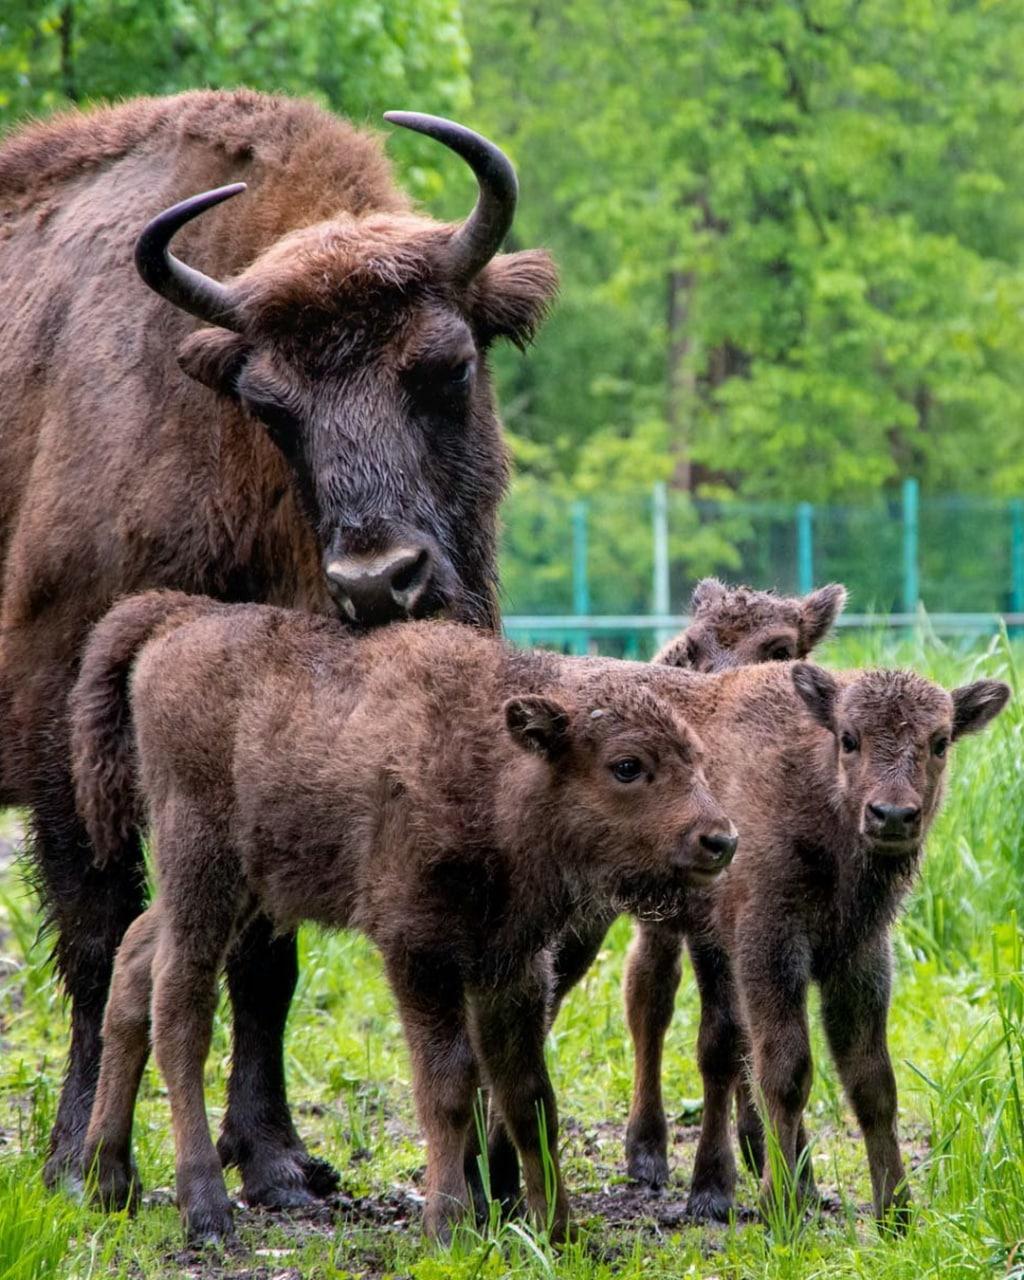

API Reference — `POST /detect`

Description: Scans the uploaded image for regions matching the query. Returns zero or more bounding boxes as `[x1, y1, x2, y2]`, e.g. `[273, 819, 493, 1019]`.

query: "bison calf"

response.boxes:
[73, 592, 735, 1245]
[625, 660, 1008, 1226]
[654, 578, 847, 671]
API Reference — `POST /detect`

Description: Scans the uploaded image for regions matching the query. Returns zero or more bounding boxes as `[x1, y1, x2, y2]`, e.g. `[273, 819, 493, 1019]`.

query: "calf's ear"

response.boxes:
[792, 662, 839, 731]
[177, 329, 252, 398]
[799, 583, 847, 651]
[504, 695, 571, 760]
[951, 680, 1011, 739]
[690, 577, 727, 614]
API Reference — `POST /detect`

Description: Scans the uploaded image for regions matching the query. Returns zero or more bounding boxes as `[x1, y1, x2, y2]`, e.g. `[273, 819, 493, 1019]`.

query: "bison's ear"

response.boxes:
[799, 584, 847, 652]
[691, 578, 727, 615]
[792, 662, 839, 731]
[471, 250, 559, 349]
[177, 329, 252, 397]
[951, 680, 1010, 740]
[504, 695, 571, 760]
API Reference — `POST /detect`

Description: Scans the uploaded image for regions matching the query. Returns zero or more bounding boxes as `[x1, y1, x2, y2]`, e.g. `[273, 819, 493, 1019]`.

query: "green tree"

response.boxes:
[0, 0, 470, 135]
[468, 0, 1024, 503]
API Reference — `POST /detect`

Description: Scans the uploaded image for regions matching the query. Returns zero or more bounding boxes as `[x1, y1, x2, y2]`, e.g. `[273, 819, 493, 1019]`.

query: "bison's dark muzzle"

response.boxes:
[324, 542, 438, 625]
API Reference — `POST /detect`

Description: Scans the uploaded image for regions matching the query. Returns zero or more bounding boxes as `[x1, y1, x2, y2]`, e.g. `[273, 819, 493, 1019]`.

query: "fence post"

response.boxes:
[902, 477, 919, 615]
[796, 502, 814, 595]
[1010, 499, 1024, 627]
[571, 498, 590, 655]
[652, 482, 672, 649]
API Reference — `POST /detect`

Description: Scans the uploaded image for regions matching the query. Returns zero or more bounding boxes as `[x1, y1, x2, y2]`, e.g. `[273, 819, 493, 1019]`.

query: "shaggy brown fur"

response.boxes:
[619, 661, 1008, 1227]
[73, 592, 736, 1245]
[654, 579, 847, 671]
[0, 89, 556, 1194]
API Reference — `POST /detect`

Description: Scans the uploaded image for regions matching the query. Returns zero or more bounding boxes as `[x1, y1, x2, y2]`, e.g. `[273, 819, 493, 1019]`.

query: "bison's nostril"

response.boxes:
[325, 544, 433, 623]
[389, 547, 431, 601]
[699, 831, 738, 864]
[867, 803, 921, 831]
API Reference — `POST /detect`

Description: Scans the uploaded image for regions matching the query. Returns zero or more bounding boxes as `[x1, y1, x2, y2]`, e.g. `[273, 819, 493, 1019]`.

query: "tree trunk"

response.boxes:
[59, 2, 77, 102]
[667, 267, 695, 491]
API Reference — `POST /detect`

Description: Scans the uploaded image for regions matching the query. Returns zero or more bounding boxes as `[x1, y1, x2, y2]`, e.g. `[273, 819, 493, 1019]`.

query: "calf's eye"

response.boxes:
[767, 645, 792, 661]
[840, 731, 859, 754]
[611, 758, 644, 784]
[932, 737, 949, 758]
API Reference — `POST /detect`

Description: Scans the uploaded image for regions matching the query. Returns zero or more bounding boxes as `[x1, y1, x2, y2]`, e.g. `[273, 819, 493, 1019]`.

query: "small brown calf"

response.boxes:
[72, 592, 736, 1245]
[624, 661, 1008, 1227]
[654, 578, 847, 672]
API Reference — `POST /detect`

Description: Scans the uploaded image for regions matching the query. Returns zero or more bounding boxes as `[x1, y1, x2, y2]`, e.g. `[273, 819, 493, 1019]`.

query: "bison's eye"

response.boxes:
[611, 757, 645, 784]
[766, 644, 793, 661]
[840, 731, 859, 754]
[932, 736, 949, 758]
[448, 358, 474, 388]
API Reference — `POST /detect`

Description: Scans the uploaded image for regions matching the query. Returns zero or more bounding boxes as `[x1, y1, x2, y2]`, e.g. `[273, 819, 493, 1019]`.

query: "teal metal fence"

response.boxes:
[500, 480, 1024, 655]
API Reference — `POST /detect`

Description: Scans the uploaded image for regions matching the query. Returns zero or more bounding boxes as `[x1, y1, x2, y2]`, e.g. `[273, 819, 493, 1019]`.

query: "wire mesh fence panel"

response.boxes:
[499, 480, 1024, 651]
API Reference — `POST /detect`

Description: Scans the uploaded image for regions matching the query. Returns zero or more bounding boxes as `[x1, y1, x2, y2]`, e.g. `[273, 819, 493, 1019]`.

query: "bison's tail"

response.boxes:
[70, 591, 204, 868]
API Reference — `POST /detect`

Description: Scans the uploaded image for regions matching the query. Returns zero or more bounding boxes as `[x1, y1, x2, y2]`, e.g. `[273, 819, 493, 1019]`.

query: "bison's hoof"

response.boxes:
[626, 1144, 670, 1189]
[219, 1131, 340, 1207]
[687, 1184, 733, 1223]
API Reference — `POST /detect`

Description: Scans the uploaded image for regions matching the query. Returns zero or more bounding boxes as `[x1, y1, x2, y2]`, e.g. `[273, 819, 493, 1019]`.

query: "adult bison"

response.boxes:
[0, 88, 557, 1200]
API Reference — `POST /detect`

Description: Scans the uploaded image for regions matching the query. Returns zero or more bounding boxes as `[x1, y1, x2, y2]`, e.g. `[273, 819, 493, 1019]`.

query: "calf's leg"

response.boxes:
[624, 921, 686, 1187]
[470, 966, 570, 1242]
[821, 946, 909, 1231]
[82, 905, 161, 1210]
[218, 917, 338, 1207]
[741, 941, 815, 1219]
[687, 937, 743, 1220]
[466, 912, 614, 1215]
[388, 957, 478, 1243]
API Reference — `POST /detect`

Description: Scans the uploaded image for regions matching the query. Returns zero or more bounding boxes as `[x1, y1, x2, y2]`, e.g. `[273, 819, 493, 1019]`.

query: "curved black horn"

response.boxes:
[384, 112, 518, 283]
[135, 184, 247, 331]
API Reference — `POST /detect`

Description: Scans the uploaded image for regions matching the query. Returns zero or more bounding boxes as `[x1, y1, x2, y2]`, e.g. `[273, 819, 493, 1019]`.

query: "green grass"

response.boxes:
[1, 631, 1023, 1277]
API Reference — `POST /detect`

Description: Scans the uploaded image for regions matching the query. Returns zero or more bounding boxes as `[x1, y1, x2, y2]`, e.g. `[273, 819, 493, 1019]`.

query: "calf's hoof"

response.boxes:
[625, 1142, 670, 1189]
[686, 1184, 733, 1223]
[183, 1201, 236, 1248]
[877, 1192, 912, 1238]
[83, 1147, 142, 1213]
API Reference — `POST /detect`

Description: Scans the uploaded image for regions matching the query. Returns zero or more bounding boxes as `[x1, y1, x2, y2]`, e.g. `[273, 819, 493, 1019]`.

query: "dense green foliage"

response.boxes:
[0, 633, 1022, 1278]
[470, 0, 1024, 504]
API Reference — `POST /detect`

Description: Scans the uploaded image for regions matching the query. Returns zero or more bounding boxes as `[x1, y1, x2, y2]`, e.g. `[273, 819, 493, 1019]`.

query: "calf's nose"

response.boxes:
[866, 802, 921, 837]
[325, 545, 433, 624]
[698, 829, 738, 868]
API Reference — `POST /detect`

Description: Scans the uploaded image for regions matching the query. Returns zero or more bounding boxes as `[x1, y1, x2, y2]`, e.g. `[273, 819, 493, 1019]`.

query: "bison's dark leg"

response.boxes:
[821, 944, 909, 1232]
[217, 915, 339, 1207]
[686, 936, 743, 1221]
[623, 920, 686, 1188]
[21, 662, 148, 1191]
